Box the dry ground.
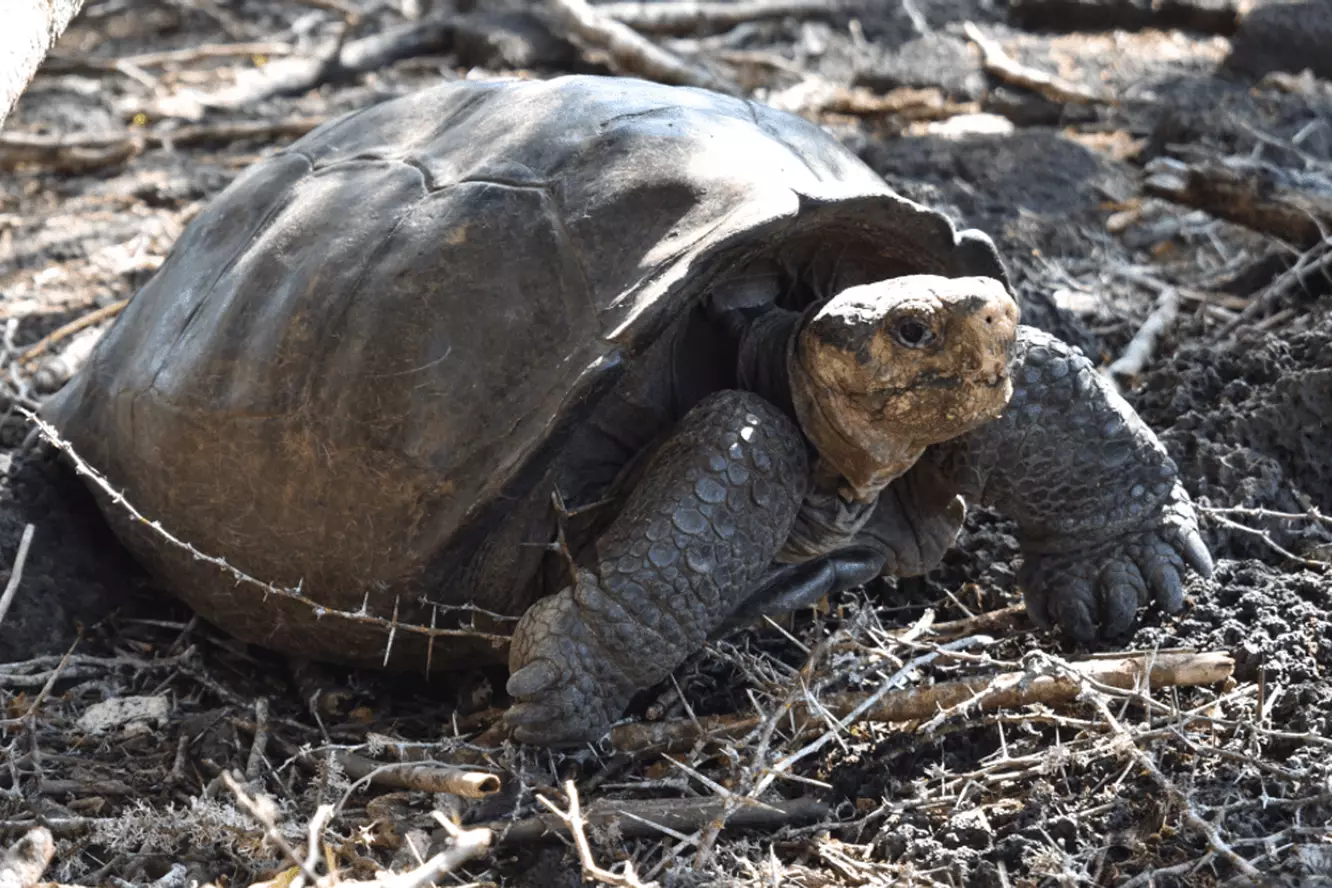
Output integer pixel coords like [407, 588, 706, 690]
[1, 0, 1330, 885]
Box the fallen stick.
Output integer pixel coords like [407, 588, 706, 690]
[923, 603, 1032, 641]
[599, 0, 849, 35]
[0, 0, 87, 130]
[326, 752, 502, 799]
[491, 795, 829, 844]
[548, 0, 739, 94]
[175, 16, 453, 111]
[0, 525, 36, 634]
[0, 117, 327, 173]
[962, 21, 1104, 106]
[1105, 285, 1180, 383]
[0, 827, 53, 888]
[536, 781, 651, 886]
[19, 298, 127, 365]
[763, 78, 977, 121]
[41, 42, 295, 74]
[609, 650, 1235, 753]
[1144, 156, 1332, 249]
[1219, 236, 1332, 337]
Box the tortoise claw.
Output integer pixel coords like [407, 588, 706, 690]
[1020, 481, 1212, 640]
[506, 659, 561, 698]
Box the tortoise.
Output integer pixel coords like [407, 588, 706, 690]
[40, 75, 1213, 746]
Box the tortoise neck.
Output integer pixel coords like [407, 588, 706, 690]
[733, 306, 803, 419]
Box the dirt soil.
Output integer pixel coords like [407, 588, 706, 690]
[1, 0, 1331, 886]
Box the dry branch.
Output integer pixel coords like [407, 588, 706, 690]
[919, 603, 1032, 641]
[166, 16, 453, 112]
[0, 0, 87, 130]
[548, 0, 739, 93]
[41, 42, 295, 75]
[495, 794, 829, 844]
[0, 118, 327, 173]
[19, 299, 127, 366]
[0, 525, 35, 634]
[1144, 156, 1332, 249]
[599, 0, 849, 34]
[0, 828, 53, 888]
[1105, 285, 1181, 382]
[537, 781, 655, 887]
[962, 21, 1105, 105]
[610, 650, 1234, 753]
[764, 79, 977, 120]
[318, 751, 502, 799]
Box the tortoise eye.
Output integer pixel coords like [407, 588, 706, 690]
[893, 317, 934, 348]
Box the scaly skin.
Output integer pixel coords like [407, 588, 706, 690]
[504, 390, 809, 745]
[921, 326, 1214, 640]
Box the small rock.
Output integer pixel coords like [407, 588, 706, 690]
[923, 113, 1016, 139]
[945, 807, 994, 850]
[76, 695, 170, 735]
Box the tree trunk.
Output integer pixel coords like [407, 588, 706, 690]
[1, 0, 88, 131]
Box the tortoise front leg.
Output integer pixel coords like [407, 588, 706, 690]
[922, 325, 1214, 640]
[504, 390, 809, 746]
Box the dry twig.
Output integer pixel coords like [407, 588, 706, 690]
[599, 0, 850, 34]
[537, 781, 656, 886]
[1088, 695, 1261, 878]
[1105, 286, 1180, 383]
[494, 794, 828, 845]
[19, 300, 128, 365]
[0, 525, 35, 634]
[610, 650, 1234, 752]
[548, 0, 739, 93]
[963, 21, 1105, 105]
[326, 752, 502, 800]
[41, 42, 295, 74]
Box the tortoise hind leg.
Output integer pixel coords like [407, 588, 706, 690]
[504, 390, 808, 746]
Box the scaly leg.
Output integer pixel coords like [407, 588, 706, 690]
[504, 390, 809, 745]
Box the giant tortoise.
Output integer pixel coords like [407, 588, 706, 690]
[41, 75, 1213, 746]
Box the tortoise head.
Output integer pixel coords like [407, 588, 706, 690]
[789, 274, 1019, 502]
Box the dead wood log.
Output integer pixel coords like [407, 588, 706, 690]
[1144, 156, 1332, 249]
[609, 650, 1235, 753]
[0, 117, 327, 173]
[962, 21, 1105, 106]
[489, 795, 829, 844]
[548, 0, 739, 93]
[0, 827, 53, 888]
[0, 0, 87, 131]
[597, 0, 850, 35]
